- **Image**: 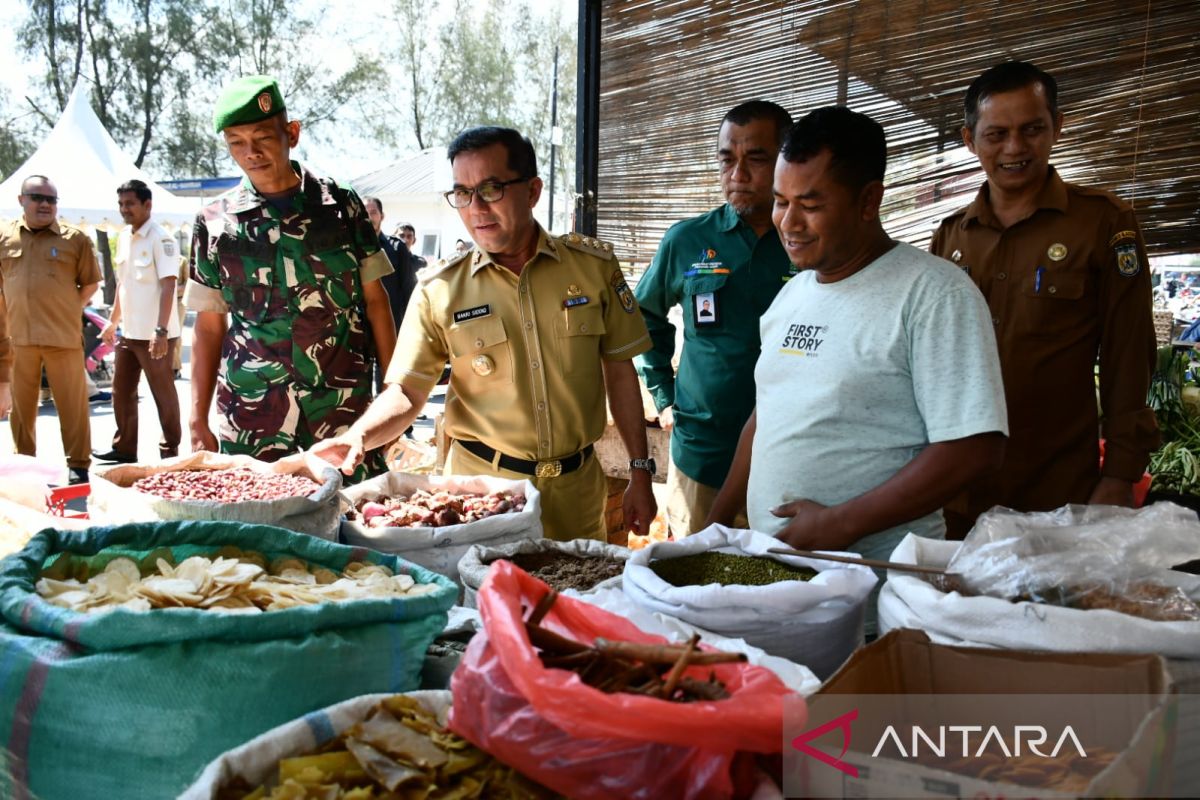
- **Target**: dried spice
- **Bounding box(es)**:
[651,551,816,587]
[351,489,526,528]
[36,548,439,614]
[499,551,625,593]
[216,695,556,799]
[526,590,742,702]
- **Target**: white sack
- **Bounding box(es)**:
[340,472,542,584]
[88,452,342,539]
[180,691,450,800]
[878,533,1200,658]
[458,537,630,609]
[622,525,878,679]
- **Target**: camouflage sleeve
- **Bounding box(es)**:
[189,215,221,291]
[342,187,382,259]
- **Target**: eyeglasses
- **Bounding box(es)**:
[23,193,58,205]
[444,177,531,209]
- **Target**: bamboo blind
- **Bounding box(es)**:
[596,0,1200,265]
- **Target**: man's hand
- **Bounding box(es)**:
[100,321,118,346]
[191,420,219,453]
[310,431,368,475]
[772,499,851,551]
[1088,476,1135,507]
[658,405,675,432]
[623,472,657,536]
[0,382,10,419]
[149,334,168,360]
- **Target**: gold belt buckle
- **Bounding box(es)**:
[535,459,563,478]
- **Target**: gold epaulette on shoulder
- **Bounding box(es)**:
[559,231,614,256]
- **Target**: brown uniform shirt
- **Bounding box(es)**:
[0,219,101,350]
[0,296,11,381]
[387,227,651,461]
[931,167,1159,524]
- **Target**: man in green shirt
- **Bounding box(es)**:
[635,100,794,536]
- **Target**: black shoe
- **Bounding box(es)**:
[93,449,137,463]
[68,468,89,485]
[89,390,112,404]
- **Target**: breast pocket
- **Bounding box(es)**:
[555,305,606,376]
[684,273,728,331]
[132,253,156,283]
[216,234,279,324]
[1018,267,1092,339]
[447,316,513,385]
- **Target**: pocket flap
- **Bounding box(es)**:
[559,305,606,337]
[684,273,729,294]
[1024,269,1086,300]
[448,315,508,355]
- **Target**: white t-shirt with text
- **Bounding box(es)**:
[747,242,1008,560]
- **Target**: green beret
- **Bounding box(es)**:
[212,75,286,134]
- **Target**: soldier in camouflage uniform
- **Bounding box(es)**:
[184,76,396,476]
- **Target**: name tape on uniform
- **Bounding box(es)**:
[453,304,492,323]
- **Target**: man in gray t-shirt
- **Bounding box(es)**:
[710,107,1008,565]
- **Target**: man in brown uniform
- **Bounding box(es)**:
[0,176,102,484]
[312,126,657,541]
[931,61,1158,537]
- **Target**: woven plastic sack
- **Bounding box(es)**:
[458,536,630,608]
[622,525,877,679]
[179,691,451,799]
[88,451,343,539]
[449,560,798,800]
[0,521,456,800]
[340,472,542,584]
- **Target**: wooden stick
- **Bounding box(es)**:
[660,633,699,699]
[766,547,952,576]
[525,622,588,655]
[593,638,747,665]
[526,588,559,627]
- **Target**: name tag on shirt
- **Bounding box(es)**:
[453,304,491,323]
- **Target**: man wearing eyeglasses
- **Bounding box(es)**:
[312,126,657,541]
[184,75,396,477]
[0,175,102,484]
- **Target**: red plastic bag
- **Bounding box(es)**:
[448,560,802,800]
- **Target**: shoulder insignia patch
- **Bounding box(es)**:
[161,238,178,258]
[560,232,614,257]
[1108,230,1137,248]
[610,268,636,313]
[1115,243,1141,277]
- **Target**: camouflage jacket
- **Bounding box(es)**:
[190,162,391,461]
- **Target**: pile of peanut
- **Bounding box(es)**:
[353,488,525,528]
[132,469,321,502]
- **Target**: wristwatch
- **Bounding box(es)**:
[629,457,657,476]
[154,326,168,337]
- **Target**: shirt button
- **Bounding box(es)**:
[996,272,1006,280]
[992,317,1000,326]
[521,286,528,294]
[525,321,533,330]
[537,401,546,411]
[531,361,539,369]
[579,324,588,333]
[475,338,484,348]
[1048,286,1057,295]
[541,440,549,449]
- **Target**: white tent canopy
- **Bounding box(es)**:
[0,82,198,229]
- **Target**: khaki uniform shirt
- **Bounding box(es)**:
[0,219,101,350]
[0,298,10,381]
[115,219,181,340]
[931,168,1158,521]
[387,227,652,461]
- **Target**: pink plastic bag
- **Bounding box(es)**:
[449,561,802,800]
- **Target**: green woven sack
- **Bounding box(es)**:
[0,521,456,800]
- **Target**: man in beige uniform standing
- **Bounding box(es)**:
[0,175,101,483]
[313,126,657,540]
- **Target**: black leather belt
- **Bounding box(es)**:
[456,439,593,478]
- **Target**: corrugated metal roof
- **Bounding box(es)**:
[352,148,442,196]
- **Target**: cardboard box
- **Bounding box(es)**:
[789,629,1176,798]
